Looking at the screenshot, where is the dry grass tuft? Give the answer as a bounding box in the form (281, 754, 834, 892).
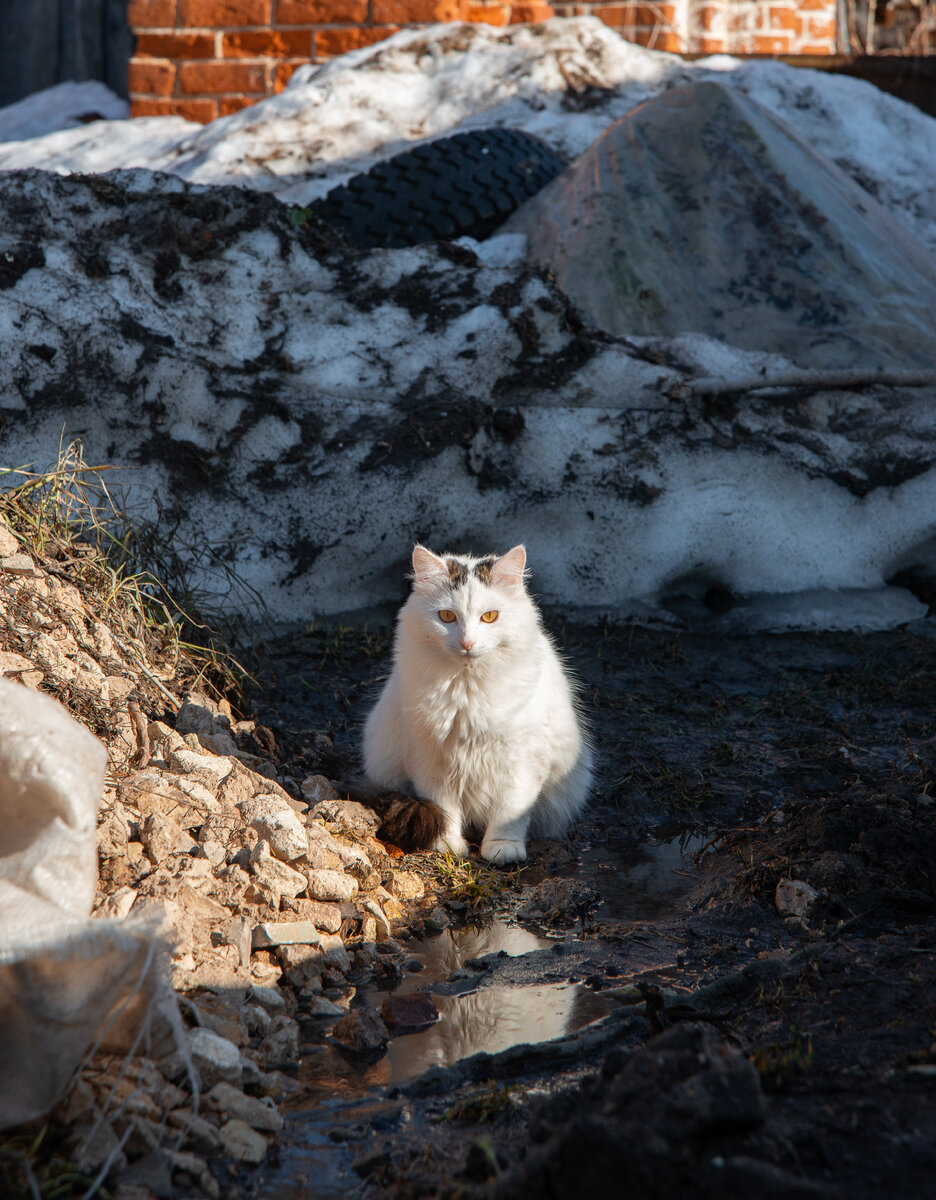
(0, 439, 248, 710)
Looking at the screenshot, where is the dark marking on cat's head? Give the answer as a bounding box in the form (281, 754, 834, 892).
(445, 557, 469, 586)
(474, 555, 496, 584)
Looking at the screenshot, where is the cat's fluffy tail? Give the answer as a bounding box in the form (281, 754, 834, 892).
(334, 777, 445, 853)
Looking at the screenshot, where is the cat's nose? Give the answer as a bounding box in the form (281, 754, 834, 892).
(460, 638, 474, 652)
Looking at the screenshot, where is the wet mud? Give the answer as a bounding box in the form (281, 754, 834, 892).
(246, 612, 936, 1199)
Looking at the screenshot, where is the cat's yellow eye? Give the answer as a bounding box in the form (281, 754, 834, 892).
(480, 610, 499, 623)
(438, 610, 457, 623)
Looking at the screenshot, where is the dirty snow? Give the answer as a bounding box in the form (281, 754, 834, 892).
(0, 20, 935, 629)
(1, 19, 935, 250)
(0, 79, 129, 143)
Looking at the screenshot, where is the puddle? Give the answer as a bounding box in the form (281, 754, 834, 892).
(296, 921, 574, 1093)
(264, 860, 706, 1197)
(368, 982, 614, 1086)
(579, 832, 710, 922)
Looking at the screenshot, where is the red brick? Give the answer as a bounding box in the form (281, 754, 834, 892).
(273, 59, 308, 90)
(797, 0, 834, 9)
(220, 94, 258, 113)
(278, 0, 367, 19)
(798, 40, 835, 52)
(695, 35, 724, 51)
(177, 0, 271, 26)
(509, 2, 555, 19)
(694, 5, 720, 31)
(767, 5, 799, 31)
(178, 59, 268, 92)
(597, 4, 676, 27)
(128, 57, 177, 95)
(175, 98, 221, 121)
(372, 0, 467, 22)
(136, 31, 216, 57)
(222, 28, 311, 55)
(128, 0, 177, 25)
(467, 1, 512, 23)
(132, 96, 219, 120)
(131, 97, 174, 115)
(651, 30, 682, 49)
(314, 26, 398, 55)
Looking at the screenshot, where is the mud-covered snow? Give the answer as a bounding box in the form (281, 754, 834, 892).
(2, 20, 935, 250)
(0, 20, 935, 628)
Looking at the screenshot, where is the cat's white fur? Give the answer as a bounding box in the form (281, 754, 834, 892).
(363, 544, 592, 865)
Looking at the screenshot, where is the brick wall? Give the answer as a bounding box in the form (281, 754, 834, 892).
(128, 0, 837, 121)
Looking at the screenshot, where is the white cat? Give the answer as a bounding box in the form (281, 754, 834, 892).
(363, 544, 592, 865)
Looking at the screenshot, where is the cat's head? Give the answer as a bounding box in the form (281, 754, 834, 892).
(403, 544, 532, 662)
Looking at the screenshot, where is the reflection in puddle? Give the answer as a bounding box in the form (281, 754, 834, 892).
(410, 922, 553, 978)
(367, 981, 617, 1085)
(298, 920, 597, 1092)
(580, 832, 709, 922)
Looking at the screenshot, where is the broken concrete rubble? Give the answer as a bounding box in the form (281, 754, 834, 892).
(0, 520, 439, 1196)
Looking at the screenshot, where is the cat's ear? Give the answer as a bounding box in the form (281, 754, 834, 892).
(491, 545, 527, 588)
(411, 545, 448, 585)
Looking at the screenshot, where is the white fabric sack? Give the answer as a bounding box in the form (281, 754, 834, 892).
(0, 678, 168, 1129)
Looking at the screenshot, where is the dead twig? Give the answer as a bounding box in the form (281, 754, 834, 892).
(127, 698, 151, 769)
(668, 368, 936, 400)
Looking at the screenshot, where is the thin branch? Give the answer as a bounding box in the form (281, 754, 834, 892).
(668, 368, 936, 399)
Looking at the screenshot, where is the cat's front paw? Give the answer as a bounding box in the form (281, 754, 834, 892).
(435, 832, 470, 858)
(481, 837, 527, 866)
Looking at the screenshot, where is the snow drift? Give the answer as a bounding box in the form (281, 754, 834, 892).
(0, 19, 934, 630)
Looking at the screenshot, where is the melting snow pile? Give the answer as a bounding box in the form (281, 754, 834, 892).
(0, 18, 935, 631)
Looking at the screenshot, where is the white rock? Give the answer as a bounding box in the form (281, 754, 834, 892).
(387, 870, 425, 901)
(250, 841, 307, 899)
(96, 886, 137, 920)
(775, 877, 820, 919)
(217, 1118, 268, 1164)
(249, 985, 286, 1012)
(0, 650, 34, 675)
(175, 776, 222, 813)
(300, 775, 339, 805)
(260, 1014, 299, 1066)
(319, 932, 351, 973)
(305, 867, 358, 903)
(246, 807, 308, 863)
(141, 812, 197, 861)
(308, 996, 345, 1018)
(1, 552, 39, 576)
(198, 836, 227, 866)
(0, 520, 18, 556)
(169, 748, 232, 786)
(207, 1081, 283, 1132)
(239, 793, 294, 821)
(362, 899, 392, 942)
(187, 1027, 242, 1089)
(252, 921, 323, 949)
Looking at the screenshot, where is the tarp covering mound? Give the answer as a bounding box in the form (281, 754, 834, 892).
(508, 80, 936, 369)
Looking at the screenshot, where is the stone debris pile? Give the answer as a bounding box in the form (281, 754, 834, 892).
(0, 512, 439, 1197)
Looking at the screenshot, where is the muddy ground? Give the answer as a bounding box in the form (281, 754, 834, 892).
(244, 610, 936, 1199)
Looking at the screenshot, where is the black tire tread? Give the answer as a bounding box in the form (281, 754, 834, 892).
(310, 127, 566, 248)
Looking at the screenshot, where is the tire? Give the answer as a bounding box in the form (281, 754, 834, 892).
(309, 128, 567, 249)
